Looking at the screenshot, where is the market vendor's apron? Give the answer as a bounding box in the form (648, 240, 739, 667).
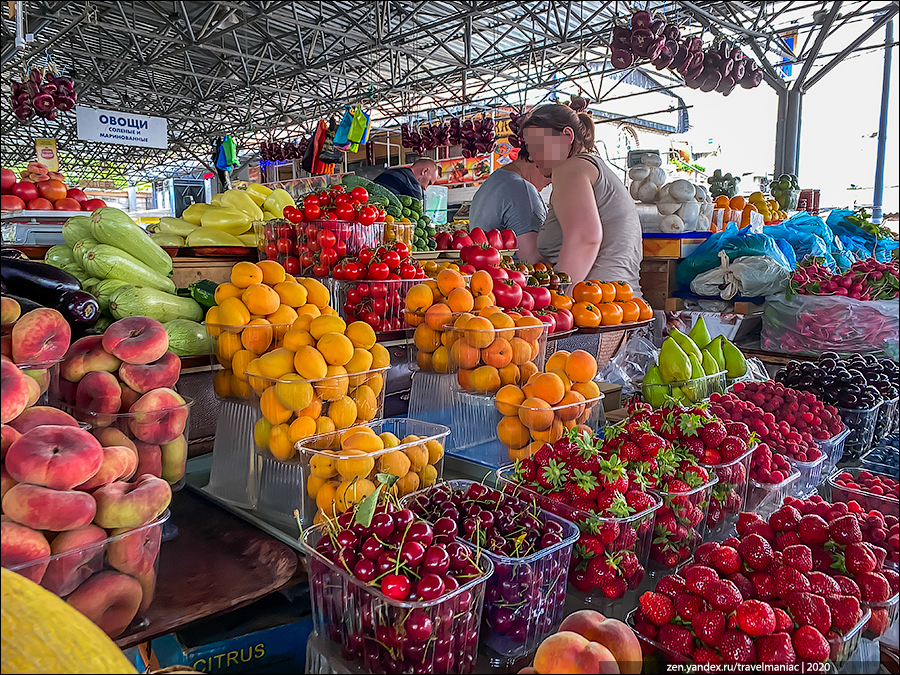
(538, 153, 643, 296)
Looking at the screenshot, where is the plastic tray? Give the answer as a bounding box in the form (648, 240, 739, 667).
(700, 445, 753, 541)
(639, 371, 726, 408)
(6, 510, 169, 639)
(299, 522, 492, 675)
(746, 467, 801, 518)
(402, 479, 579, 667)
(837, 402, 882, 462)
(862, 592, 899, 640)
(786, 452, 826, 499)
(292, 418, 449, 527)
(448, 321, 549, 394)
(496, 466, 661, 619)
(827, 467, 899, 519)
(817, 427, 851, 476)
(204, 398, 262, 508)
(874, 395, 899, 444)
(646, 477, 718, 575)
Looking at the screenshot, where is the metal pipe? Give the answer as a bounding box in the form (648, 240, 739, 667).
(15, 1, 25, 50)
(872, 19, 893, 224)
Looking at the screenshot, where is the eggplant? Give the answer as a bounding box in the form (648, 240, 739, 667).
(0, 257, 81, 308)
(56, 290, 100, 327)
(3, 293, 43, 315)
(1, 248, 29, 260)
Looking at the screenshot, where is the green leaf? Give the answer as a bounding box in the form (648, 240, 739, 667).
(375, 473, 400, 488)
(353, 483, 384, 529)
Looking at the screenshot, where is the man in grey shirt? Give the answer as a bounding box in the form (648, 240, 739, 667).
(468, 156, 550, 263)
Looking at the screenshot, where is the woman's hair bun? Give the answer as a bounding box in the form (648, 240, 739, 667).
(569, 96, 588, 112)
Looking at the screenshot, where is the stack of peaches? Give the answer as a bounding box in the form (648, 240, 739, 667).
(1, 304, 172, 638)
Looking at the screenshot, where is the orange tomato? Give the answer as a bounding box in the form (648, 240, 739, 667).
(549, 290, 573, 311)
(613, 282, 633, 302)
(596, 282, 616, 303)
(572, 281, 603, 304)
(618, 300, 641, 323)
(572, 301, 602, 328)
(632, 297, 653, 321)
(598, 302, 623, 326)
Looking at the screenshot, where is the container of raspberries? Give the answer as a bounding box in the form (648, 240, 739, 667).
(827, 467, 899, 519)
(299, 498, 493, 675)
(403, 480, 580, 667)
(701, 444, 754, 541)
(747, 464, 801, 518)
(815, 426, 851, 476)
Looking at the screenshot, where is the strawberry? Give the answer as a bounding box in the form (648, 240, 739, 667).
(704, 578, 743, 613)
(639, 432, 666, 457)
(719, 436, 747, 461)
(735, 599, 776, 637)
(751, 572, 776, 600)
(633, 619, 658, 640)
(774, 531, 802, 551)
(682, 465, 710, 489)
(639, 591, 675, 626)
(597, 455, 629, 493)
(567, 469, 600, 500)
(724, 421, 750, 441)
(781, 544, 813, 573)
(728, 572, 756, 602)
(619, 441, 642, 462)
(703, 448, 722, 465)
(756, 633, 796, 664)
(710, 545, 743, 575)
(533, 443, 553, 466)
(584, 556, 615, 590)
(680, 437, 705, 458)
(828, 594, 862, 633)
(618, 550, 640, 578)
(737, 512, 763, 536)
(699, 421, 727, 448)
(843, 541, 877, 575)
(692, 609, 726, 647)
(807, 571, 841, 597)
(884, 568, 899, 594)
(678, 413, 706, 438)
(683, 565, 719, 596)
(719, 630, 756, 664)
(773, 607, 795, 633)
(594, 521, 621, 545)
(656, 574, 687, 599)
(792, 625, 829, 661)
(624, 490, 654, 513)
(828, 514, 863, 545)
(543, 490, 571, 505)
(787, 591, 832, 634)
(658, 624, 694, 657)
(744, 520, 776, 542)
(611, 525, 637, 551)
(833, 574, 861, 598)
(738, 533, 774, 571)
(692, 647, 721, 664)
(856, 571, 890, 602)
(514, 457, 537, 483)
(601, 576, 628, 599)
(769, 505, 801, 532)
(676, 593, 707, 621)
(536, 459, 568, 490)
(775, 567, 811, 599)
(693, 542, 720, 566)
(664, 477, 691, 493)
(656, 510, 677, 535)
(578, 534, 605, 558)
(570, 497, 598, 512)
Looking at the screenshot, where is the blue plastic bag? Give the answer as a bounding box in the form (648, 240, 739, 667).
(676, 223, 795, 290)
(764, 223, 834, 269)
(333, 107, 354, 149)
(827, 209, 900, 262)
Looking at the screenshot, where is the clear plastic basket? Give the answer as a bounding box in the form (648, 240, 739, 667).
(746, 468, 801, 518)
(646, 476, 719, 575)
(405, 310, 463, 373)
(874, 395, 899, 444)
(254, 219, 384, 273)
(640, 371, 726, 408)
(827, 466, 899, 519)
(786, 452, 826, 499)
(837, 402, 883, 462)
(700, 445, 753, 541)
(861, 592, 899, 640)
(331, 278, 420, 334)
(204, 398, 262, 508)
(205, 321, 295, 402)
(817, 427, 851, 476)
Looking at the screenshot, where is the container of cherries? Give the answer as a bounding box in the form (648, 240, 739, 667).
(404, 480, 580, 667)
(299, 481, 493, 675)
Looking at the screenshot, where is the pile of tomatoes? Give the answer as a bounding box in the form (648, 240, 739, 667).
(551, 280, 654, 328)
(282, 185, 385, 226)
(332, 242, 428, 282)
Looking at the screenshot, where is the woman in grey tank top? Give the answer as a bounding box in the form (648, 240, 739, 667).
(521, 103, 643, 296)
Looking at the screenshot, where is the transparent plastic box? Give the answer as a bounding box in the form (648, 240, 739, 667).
(746, 468, 801, 518)
(646, 477, 719, 575)
(204, 398, 261, 508)
(786, 452, 826, 499)
(331, 278, 420, 334)
(700, 446, 753, 541)
(827, 466, 899, 519)
(402, 479, 580, 667)
(837, 402, 883, 462)
(254, 219, 384, 273)
(6, 510, 169, 639)
(640, 371, 726, 408)
(495, 394, 605, 464)
(496, 466, 661, 619)
(13, 357, 61, 408)
(817, 427, 851, 476)
(831, 607, 871, 670)
(292, 418, 449, 527)
(862, 592, 899, 640)
(405, 310, 461, 373)
(205, 321, 295, 402)
(299, 523, 492, 675)
(860, 445, 899, 475)
(874, 395, 899, 444)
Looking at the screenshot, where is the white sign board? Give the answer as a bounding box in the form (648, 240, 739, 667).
(76, 106, 168, 149)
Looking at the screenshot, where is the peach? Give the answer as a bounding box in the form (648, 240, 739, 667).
(5, 425, 104, 490)
(2, 483, 96, 531)
(1, 423, 21, 459)
(42, 525, 108, 596)
(119, 383, 141, 413)
(8, 405, 79, 434)
(1, 465, 17, 500)
(76, 445, 139, 491)
(21, 365, 52, 395)
(134, 441, 162, 479)
(56, 375, 78, 405)
(0, 521, 50, 584)
(101, 316, 168, 365)
(10, 307, 71, 365)
(136, 567, 156, 612)
(1, 296, 21, 325)
(60, 335, 121, 383)
(119, 351, 180, 394)
(92, 474, 171, 529)
(533, 632, 620, 675)
(23, 375, 41, 407)
(1, 356, 30, 423)
(128, 388, 188, 444)
(66, 571, 143, 638)
(107, 522, 161, 576)
(559, 610, 642, 674)
(0, 334, 10, 359)
(160, 434, 188, 484)
(93, 427, 137, 453)
(75, 370, 122, 418)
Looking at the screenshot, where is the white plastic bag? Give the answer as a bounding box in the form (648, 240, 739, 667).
(598, 335, 659, 396)
(690, 251, 791, 300)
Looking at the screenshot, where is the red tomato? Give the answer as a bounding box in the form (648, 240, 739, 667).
(519, 291, 534, 311)
(284, 256, 300, 274)
(317, 230, 337, 249)
(500, 229, 518, 249)
(415, 268, 427, 279)
(265, 242, 278, 258)
(320, 247, 338, 268)
(283, 206, 304, 223)
(350, 187, 368, 202)
(26, 197, 54, 210)
(486, 229, 504, 249)
(468, 227, 489, 245)
(399, 262, 418, 279)
(313, 263, 329, 277)
(317, 191, 332, 206)
(0, 194, 25, 211)
(523, 286, 552, 310)
(382, 250, 401, 270)
(394, 242, 409, 257)
(276, 238, 292, 253)
(505, 269, 527, 287)
(534, 309, 557, 333)
(553, 307, 575, 332)
(66, 188, 87, 204)
(82, 198, 107, 211)
(358, 284, 371, 298)
(304, 195, 320, 206)
(304, 203, 322, 220)
(467, 244, 501, 270)
(457, 263, 476, 275)
(358, 248, 374, 266)
(493, 279, 523, 309)
(304, 223, 320, 240)
(299, 252, 314, 268)
(344, 263, 363, 281)
(347, 288, 361, 304)
(53, 198, 82, 211)
(333, 263, 346, 280)
(357, 205, 377, 226)
(334, 203, 356, 221)
(369, 282, 388, 298)
(334, 240, 347, 258)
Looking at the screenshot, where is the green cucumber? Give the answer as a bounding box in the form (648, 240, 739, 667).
(189, 280, 218, 308)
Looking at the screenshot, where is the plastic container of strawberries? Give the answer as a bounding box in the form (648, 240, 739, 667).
(830, 606, 872, 670)
(785, 452, 826, 499)
(826, 466, 899, 519)
(700, 446, 753, 541)
(746, 467, 801, 518)
(402, 479, 580, 667)
(646, 476, 719, 576)
(817, 427, 851, 476)
(495, 466, 661, 619)
(861, 591, 899, 640)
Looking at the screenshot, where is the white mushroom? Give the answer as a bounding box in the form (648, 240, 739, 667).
(642, 153, 663, 167)
(658, 184, 672, 201)
(629, 180, 642, 200)
(657, 200, 681, 215)
(694, 184, 709, 201)
(629, 165, 651, 180)
(677, 201, 701, 225)
(670, 179, 696, 203)
(637, 181, 659, 203)
(660, 214, 685, 232)
(648, 167, 667, 186)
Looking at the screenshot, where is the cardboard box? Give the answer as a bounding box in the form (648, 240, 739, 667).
(639, 259, 678, 311)
(135, 591, 313, 674)
(642, 236, 709, 259)
(597, 382, 623, 413)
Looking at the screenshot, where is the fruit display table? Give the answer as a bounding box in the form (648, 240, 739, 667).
(114, 487, 300, 650)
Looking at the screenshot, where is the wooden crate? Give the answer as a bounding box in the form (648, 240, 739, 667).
(171, 259, 238, 287)
(640, 259, 678, 311)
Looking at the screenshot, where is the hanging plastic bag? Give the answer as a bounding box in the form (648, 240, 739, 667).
(347, 106, 370, 145)
(333, 107, 354, 149)
(597, 335, 660, 396)
(690, 251, 792, 300)
(318, 117, 343, 165)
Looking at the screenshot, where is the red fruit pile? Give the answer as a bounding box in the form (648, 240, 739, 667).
(750, 443, 794, 485)
(833, 470, 899, 501)
(635, 497, 900, 665)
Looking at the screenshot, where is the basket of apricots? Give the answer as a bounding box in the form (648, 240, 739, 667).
(206, 260, 339, 400)
(238, 313, 392, 463)
(494, 349, 606, 463)
(298, 419, 449, 527)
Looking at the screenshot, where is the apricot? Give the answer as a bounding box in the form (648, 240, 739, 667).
(498, 363, 520, 386)
(566, 350, 598, 383)
(470, 365, 501, 394)
(533, 631, 620, 675)
(559, 611, 642, 674)
(518, 397, 555, 431)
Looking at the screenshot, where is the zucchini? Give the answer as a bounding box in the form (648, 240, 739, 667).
(93, 279, 130, 311)
(108, 285, 203, 323)
(72, 237, 99, 267)
(90, 207, 174, 278)
(189, 280, 218, 308)
(45, 245, 76, 268)
(163, 319, 216, 356)
(62, 216, 93, 248)
(341, 175, 402, 211)
(83, 245, 176, 293)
